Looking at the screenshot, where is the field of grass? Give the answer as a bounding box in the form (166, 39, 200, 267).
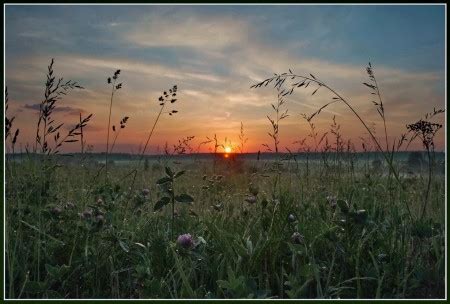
(4, 152, 445, 299)
(4, 60, 446, 299)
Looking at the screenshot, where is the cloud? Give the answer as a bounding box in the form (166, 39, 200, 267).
(69, 56, 225, 84)
(126, 15, 250, 51)
(63, 123, 103, 132)
(24, 103, 86, 116)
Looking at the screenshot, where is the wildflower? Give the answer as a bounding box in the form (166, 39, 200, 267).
(377, 253, 388, 262)
(288, 214, 296, 222)
(245, 195, 257, 204)
(96, 214, 105, 223)
(51, 206, 62, 216)
(177, 233, 194, 249)
(142, 188, 150, 196)
(80, 209, 93, 219)
(326, 195, 337, 208)
(291, 232, 304, 245)
(65, 202, 75, 209)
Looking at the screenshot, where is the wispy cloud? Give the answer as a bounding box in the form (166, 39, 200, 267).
(126, 15, 250, 51)
(24, 103, 86, 116)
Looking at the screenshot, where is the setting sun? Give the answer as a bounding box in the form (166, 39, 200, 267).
(224, 146, 232, 153)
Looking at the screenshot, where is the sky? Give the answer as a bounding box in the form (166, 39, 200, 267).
(5, 4, 446, 154)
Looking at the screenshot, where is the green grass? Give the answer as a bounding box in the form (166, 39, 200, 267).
(5, 155, 445, 299)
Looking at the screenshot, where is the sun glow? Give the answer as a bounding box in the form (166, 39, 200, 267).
(224, 146, 232, 153)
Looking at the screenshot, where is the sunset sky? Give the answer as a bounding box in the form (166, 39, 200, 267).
(5, 4, 446, 154)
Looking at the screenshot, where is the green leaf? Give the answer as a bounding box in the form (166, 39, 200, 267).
(118, 239, 129, 253)
(174, 170, 185, 178)
(45, 264, 69, 279)
(134, 242, 146, 249)
(217, 280, 230, 289)
(45, 264, 58, 277)
(46, 290, 62, 299)
(175, 193, 194, 203)
(24, 281, 47, 294)
(356, 209, 368, 221)
(154, 197, 170, 211)
(156, 176, 172, 185)
(165, 166, 174, 177)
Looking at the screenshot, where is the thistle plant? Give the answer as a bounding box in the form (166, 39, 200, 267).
(154, 167, 194, 239)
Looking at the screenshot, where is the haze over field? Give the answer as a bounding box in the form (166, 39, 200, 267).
(5, 5, 446, 153)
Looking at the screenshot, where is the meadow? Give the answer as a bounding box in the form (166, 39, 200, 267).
(4, 60, 446, 299)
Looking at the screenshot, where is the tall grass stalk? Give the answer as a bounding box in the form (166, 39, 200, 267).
(105, 70, 122, 183)
(252, 66, 414, 219)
